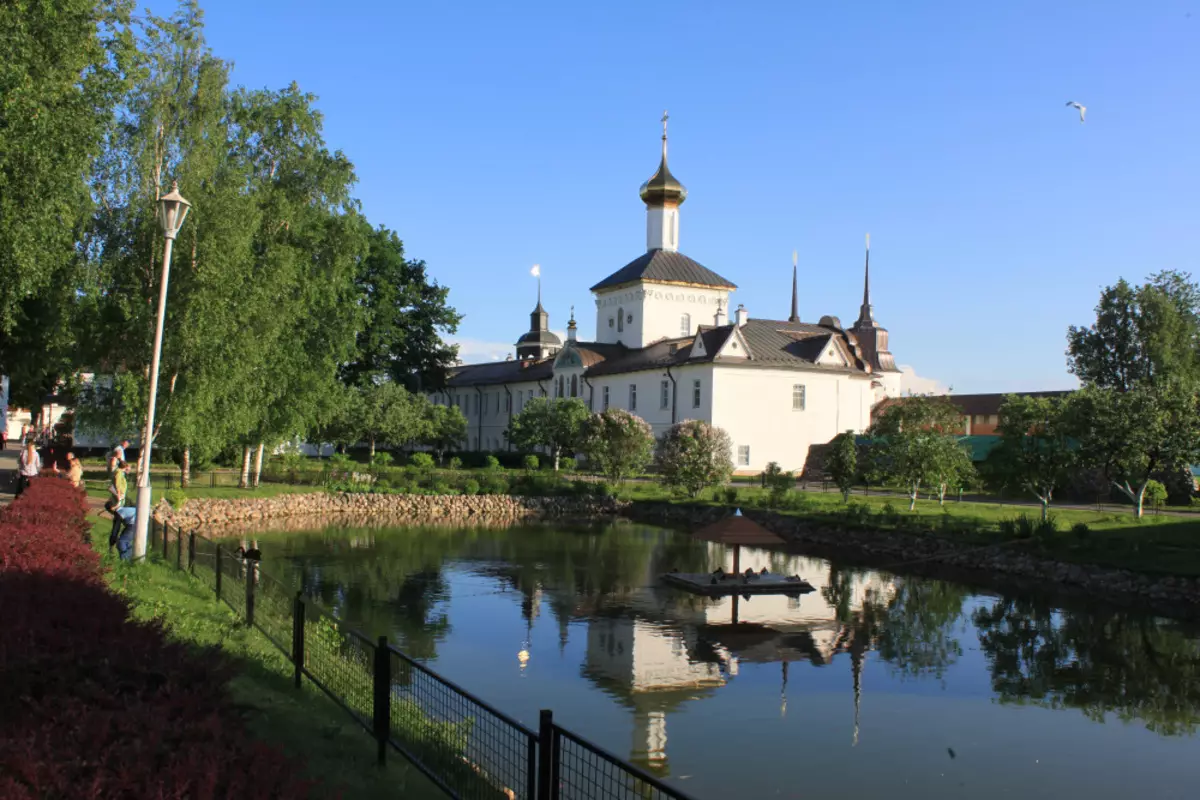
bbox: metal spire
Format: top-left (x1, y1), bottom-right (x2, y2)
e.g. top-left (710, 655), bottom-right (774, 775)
top-left (789, 250), bottom-right (800, 323)
top-left (856, 234), bottom-right (875, 326)
top-left (661, 109), bottom-right (669, 161)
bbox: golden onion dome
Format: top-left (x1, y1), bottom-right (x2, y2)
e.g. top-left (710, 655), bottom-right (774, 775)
top-left (639, 145), bottom-right (687, 207)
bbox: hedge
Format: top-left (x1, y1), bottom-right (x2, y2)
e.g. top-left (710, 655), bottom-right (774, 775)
top-left (0, 476), bottom-right (313, 799)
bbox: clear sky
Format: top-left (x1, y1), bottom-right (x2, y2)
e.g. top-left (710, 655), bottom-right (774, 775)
top-left (158, 0), bottom-right (1198, 393)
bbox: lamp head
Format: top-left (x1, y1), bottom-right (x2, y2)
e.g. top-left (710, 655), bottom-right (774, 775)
top-left (157, 181), bottom-right (191, 238)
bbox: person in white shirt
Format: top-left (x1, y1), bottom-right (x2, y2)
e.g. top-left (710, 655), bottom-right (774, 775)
top-left (17, 440), bottom-right (41, 496)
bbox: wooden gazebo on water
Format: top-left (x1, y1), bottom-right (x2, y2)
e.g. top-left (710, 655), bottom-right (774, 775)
top-left (660, 509), bottom-right (815, 597)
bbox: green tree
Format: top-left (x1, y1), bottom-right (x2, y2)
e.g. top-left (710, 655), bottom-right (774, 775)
top-left (581, 409), bottom-right (654, 485)
top-left (655, 419), bottom-right (733, 497)
top-left (869, 395), bottom-right (971, 510)
top-left (340, 222), bottom-right (461, 391)
top-left (990, 394), bottom-right (1076, 521)
top-left (0, 0), bottom-right (133, 333)
top-left (423, 404), bottom-right (467, 465)
top-left (507, 397), bottom-right (590, 471)
top-left (1066, 384), bottom-right (1200, 518)
top-left (826, 431), bottom-right (859, 502)
top-left (1067, 272), bottom-right (1200, 392)
top-left (361, 383), bottom-right (430, 458)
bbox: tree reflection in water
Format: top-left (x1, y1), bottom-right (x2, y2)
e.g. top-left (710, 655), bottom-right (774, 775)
top-left (972, 597), bottom-right (1200, 735)
top-left (262, 521), bottom-right (1200, 740)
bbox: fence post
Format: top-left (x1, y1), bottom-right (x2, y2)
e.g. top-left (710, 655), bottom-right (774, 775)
top-left (245, 558), bottom-right (255, 627)
top-left (538, 709), bottom-right (556, 800)
top-left (215, 544), bottom-right (223, 601)
top-left (175, 527), bottom-right (182, 570)
top-left (292, 592), bottom-right (305, 689)
top-left (162, 521), bottom-right (170, 560)
top-left (373, 636), bottom-right (390, 766)
top-left (187, 532), bottom-right (195, 574)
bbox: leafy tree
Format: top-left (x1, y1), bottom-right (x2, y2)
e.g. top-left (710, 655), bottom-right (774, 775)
top-left (361, 383), bottom-right (430, 457)
top-left (1144, 480), bottom-right (1168, 513)
top-left (0, 0), bottom-right (133, 333)
top-left (340, 223), bottom-right (462, 391)
top-left (655, 420), bottom-right (733, 497)
top-left (989, 394), bottom-right (1076, 521)
top-left (581, 409), bottom-right (654, 485)
top-left (869, 395), bottom-right (972, 510)
top-left (1066, 384), bottom-right (1200, 518)
top-left (422, 404), bottom-right (467, 465)
top-left (1067, 272), bottom-right (1200, 392)
top-left (506, 397), bottom-right (589, 471)
top-left (826, 431), bottom-right (859, 502)
top-left (317, 383), bottom-right (366, 453)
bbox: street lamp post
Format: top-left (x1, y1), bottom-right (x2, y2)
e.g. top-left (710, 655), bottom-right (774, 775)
top-left (133, 181), bottom-right (190, 559)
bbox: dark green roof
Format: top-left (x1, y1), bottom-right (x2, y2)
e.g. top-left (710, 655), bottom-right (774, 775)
top-left (590, 250), bottom-right (737, 293)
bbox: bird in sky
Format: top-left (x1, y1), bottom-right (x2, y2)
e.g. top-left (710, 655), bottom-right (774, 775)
top-left (1065, 101), bottom-right (1086, 123)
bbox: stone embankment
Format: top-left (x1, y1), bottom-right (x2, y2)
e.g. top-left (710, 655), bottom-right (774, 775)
top-left (628, 502), bottom-right (1200, 617)
top-left (156, 492), bottom-right (1200, 617)
top-left (154, 491), bottom-right (627, 531)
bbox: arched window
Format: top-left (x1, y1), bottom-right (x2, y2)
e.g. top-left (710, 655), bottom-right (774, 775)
top-left (618, 307), bottom-right (624, 332)
top-left (558, 375), bottom-right (564, 397)
top-left (571, 375), bottom-right (578, 397)
top-left (680, 313), bottom-right (691, 336)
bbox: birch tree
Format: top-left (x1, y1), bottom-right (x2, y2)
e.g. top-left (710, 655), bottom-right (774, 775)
top-left (868, 395), bottom-right (971, 511)
top-left (990, 394), bottom-right (1076, 521)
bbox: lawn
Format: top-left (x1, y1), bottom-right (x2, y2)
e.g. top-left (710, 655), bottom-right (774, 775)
top-left (90, 518), bottom-right (443, 799)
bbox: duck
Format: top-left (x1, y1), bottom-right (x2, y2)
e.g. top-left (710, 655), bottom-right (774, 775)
top-left (236, 546), bottom-right (263, 561)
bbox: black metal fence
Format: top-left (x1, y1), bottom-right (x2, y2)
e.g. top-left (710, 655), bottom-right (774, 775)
top-left (145, 519), bottom-right (694, 800)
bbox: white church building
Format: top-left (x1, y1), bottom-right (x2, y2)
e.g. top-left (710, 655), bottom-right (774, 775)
top-left (430, 123), bottom-right (902, 472)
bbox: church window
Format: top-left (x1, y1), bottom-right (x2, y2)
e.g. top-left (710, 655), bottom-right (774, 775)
top-left (603, 386), bottom-right (610, 411)
top-left (629, 384), bottom-right (637, 411)
top-left (571, 375), bottom-right (578, 397)
top-left (693, 379), bottom-right (701, 409)
top-left (737, 446), bottom-right (750, 466)
top-left (608, 317), bottom-right (614, 328)
top-left (618, 308), bottom-right (624, 333)
top-left (558, 375), bottom-right (564, 398)
top-left (680, 314), bottom-right (690, 336)
top-left (660, 380), bottom-right (670, 409)
top-left (793, 384), bottom-right (807, 411)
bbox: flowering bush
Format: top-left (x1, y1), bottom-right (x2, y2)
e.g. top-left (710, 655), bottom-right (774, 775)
top-left (581, 409), bottom-right (655, 484)
top-left (0, 477), bottom-right (313, 798)
top-left (656, 419), bottom-right (734, 497)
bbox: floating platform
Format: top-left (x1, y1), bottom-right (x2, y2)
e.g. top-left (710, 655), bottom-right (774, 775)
top-left (660, 571), bottom-right (816, 597)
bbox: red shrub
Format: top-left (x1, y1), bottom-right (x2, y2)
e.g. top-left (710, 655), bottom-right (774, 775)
top-left (0, 478), bottom-right (316, 798)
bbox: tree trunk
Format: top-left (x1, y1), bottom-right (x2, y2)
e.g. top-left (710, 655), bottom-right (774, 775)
top-left (842, 489), bottom-right (850, 503)
top-left (180, 446), bottom-right (191, 489)
top-left (238, 446), bottom-right (251, 489)
top-left (1114, 480), bottom-right (1147, 519)
top-left (909, 485), bottom-right (918, 512)
top-left (1040, 496), bottom-right (1049, 522)
top-left (552, 446), bottom-right (560, 472)
top-left (1136, 484), bottom-right (1147, 519)
top-left (369, 437), bottom-right (376, 458)
top-left (937, 484), bottom-right (947, 506)
top-left (253, 442), bottom-right (265, 488)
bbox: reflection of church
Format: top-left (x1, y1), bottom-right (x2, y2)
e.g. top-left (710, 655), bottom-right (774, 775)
top-left (574, 546), bottom-right (894, 773)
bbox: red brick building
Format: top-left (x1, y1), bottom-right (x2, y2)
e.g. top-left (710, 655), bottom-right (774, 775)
top-left (873, 390), bottom-right (1074, 435)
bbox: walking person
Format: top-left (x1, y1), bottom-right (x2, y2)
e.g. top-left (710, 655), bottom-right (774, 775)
top-left (0, 418), bottom-right (7, 451)
top-left (65, 452), bottom-right (84, 489)
top-left (106, 461), bottom-right (130, 548)
top-left (107, 440), bottom-right (130, 476)
top-left (16, 440), bottom-right (41, 496)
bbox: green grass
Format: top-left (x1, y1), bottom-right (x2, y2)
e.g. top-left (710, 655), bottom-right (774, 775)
top-left (82, 471), bottom-right (315, 501)
top-left (90, 519), bottom-right (443, 799)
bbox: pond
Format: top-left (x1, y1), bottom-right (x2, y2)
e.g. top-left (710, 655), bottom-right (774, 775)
top-left (244, 521), bottom-right (1200, 799)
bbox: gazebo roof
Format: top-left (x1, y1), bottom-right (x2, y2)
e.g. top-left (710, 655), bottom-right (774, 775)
top-left (691, 509), bottom-right (785, 547)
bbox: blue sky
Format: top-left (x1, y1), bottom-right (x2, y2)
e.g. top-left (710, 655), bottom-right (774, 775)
top-left (162, 0), bottom-right (1198, 393)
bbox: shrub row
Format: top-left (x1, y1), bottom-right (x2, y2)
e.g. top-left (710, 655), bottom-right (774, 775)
top-left (327, 470), bottom-right (616, 499)
top-left (0, 476), bottom-right (313, 799)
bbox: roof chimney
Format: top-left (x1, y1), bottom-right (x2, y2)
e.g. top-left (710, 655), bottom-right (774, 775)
top-left (714, 299), bottom-right (726, 327)
top-left (735, 304), bottom-right (748, 328)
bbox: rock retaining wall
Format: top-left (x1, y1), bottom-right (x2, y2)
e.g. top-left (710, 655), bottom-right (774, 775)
top-left (155, 492), bottom-right (628, 531)
top-left (155, 492), bottom-right (1200, 618)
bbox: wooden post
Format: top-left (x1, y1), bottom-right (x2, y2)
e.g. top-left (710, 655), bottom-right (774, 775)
top-left (732, 544), bottom-right (741, 577)
top-left (215, 544), bottom-right (223, 601)
top-left (187, 532), bottom-right (195, 574)
top-left (245, 559), bottom-right (255, 627)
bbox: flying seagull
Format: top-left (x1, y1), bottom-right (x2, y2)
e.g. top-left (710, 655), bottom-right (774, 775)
top-left (1065, 101), bottom-right (1086, 123)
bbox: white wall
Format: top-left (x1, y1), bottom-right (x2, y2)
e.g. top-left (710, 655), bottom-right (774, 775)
top-left (711, 366), bottom-right (875, 472)
top-left (594, 282), bottom-right (730, 348)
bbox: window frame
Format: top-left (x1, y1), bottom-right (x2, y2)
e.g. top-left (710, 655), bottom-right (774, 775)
top-left (692, 379), bottom-right (701, 409)
top-left (660, 380), bottom-right (670, 409)
top-left (602, 385), bottom-right (610, 410)
top-left (737, 445), bottom-right (750, 466)
top-left (792, 384), bottom-right (806, 411)
top-left (629, 383), bottom-right (637, 411)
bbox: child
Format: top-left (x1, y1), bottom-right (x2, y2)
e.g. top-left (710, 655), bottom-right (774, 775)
top-left (110, 506), bottom-right (137, 560)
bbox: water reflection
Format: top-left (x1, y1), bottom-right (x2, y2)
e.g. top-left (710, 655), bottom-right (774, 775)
top-left (254, 521), bottom-right (1200, 796)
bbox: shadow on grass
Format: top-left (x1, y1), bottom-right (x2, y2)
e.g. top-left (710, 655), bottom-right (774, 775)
top-left (92, 519), bottom-right (444, 800)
